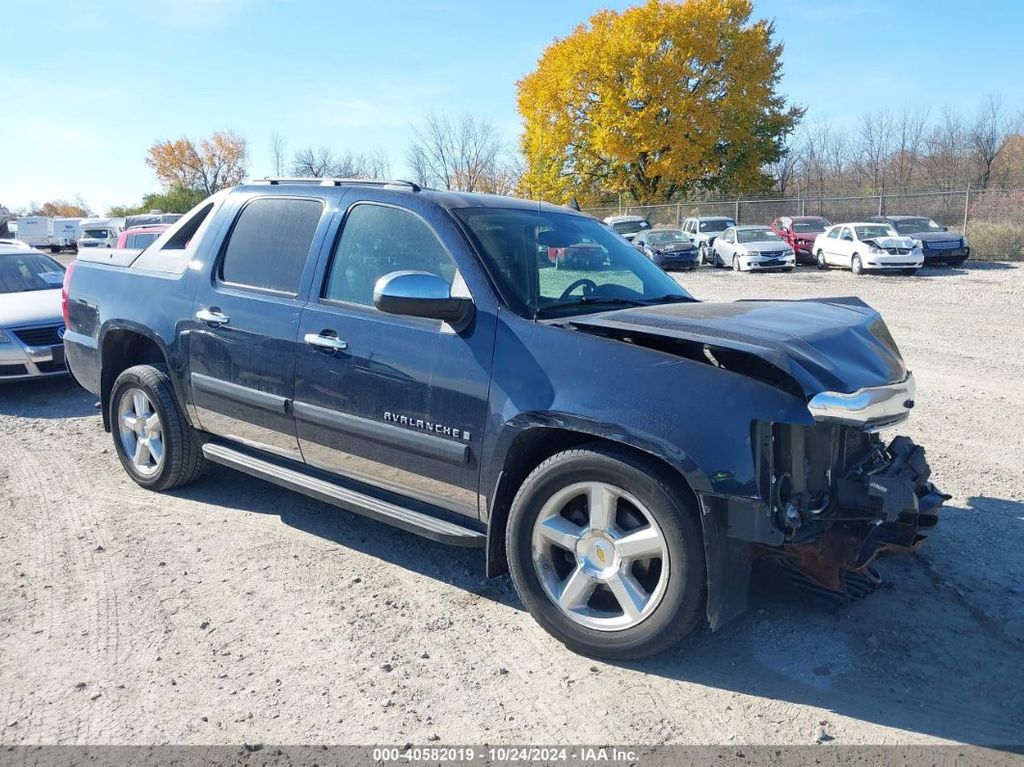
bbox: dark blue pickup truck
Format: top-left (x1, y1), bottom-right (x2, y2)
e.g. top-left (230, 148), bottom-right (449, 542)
top-left (62, 179), bottom-right (946, 658)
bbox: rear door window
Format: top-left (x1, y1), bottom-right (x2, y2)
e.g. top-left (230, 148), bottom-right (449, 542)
top-left (219, 197), bottom-right (324, 295)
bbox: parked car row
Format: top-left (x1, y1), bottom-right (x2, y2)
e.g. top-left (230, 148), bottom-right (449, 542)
top-left (603, 212), bottom-right (971, 275)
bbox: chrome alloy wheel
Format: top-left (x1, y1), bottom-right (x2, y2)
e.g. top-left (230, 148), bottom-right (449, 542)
top-left (117, 387), bottom-right (165, 477)
top-left (531, 482), bottom-right (670, 631)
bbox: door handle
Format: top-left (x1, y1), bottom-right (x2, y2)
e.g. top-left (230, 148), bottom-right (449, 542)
top-left (196, 308), bottom-right (230, 326)
top-left (304, 332), bottom-right (348, 353)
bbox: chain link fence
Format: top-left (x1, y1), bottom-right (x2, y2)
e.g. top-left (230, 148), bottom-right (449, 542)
top-left (587, 188), bottom-right (1024, 261)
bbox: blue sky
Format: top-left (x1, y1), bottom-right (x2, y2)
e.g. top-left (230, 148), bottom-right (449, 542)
top-left (2, 0), bottom-right (1021, 214)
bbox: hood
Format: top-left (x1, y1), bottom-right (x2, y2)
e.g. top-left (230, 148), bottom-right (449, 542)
top-left (863, 235), bottom-right (916, 249)
top-left (569, 297), bottom-right (906, 398)
top-left (911, 231), bottom-right (962, 244)
top-left (739, 239), bottom-right (789, 251)
top-left (0, 289), bottom-right (62, 329)
top-left (654, 241), bottom-right (697, 253)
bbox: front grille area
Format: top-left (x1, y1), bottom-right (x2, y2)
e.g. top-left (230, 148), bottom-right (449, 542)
top-left (0, 363), bottom-right (28, 377)
top-left (13, 325), bottom-right (63, 346)
top-left (35, 360), bottom-right (67, 374)
top-left (884, 248), bottom-right (912, 255)
top-left (925, 241), bottom-right (960, 250)
top-left (761, 250), bottom-right (787, 258)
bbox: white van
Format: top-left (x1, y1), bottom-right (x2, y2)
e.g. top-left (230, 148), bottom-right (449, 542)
top-left (16, 217), bottom-right (55, 250)
top-left (77, 217), bottom-right (124, 250)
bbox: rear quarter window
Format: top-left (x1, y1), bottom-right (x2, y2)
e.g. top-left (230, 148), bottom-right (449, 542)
top-left (219, 197), bottom-right (324, 295)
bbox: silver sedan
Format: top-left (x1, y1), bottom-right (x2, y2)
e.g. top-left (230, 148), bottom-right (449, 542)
top-left (0, 246), bottom-right (69, 382)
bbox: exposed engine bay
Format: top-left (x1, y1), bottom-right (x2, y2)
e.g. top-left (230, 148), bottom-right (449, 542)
top-left (754, 420), bottom-right (948, 606)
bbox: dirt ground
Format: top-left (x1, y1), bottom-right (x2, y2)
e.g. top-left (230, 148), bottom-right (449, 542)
top-left (1, 263), bottom-right (1022, 747)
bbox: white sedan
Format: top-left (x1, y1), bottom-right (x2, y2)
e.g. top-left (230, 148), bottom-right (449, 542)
top-left (711, 225), bottom-right (795, 272)
top-left (812, 223), bottom-right (923, 275)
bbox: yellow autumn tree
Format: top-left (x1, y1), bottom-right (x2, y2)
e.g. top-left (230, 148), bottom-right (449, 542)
top-left (517, 0), bottom-right (802, 204)
top-left (145, 130), bottom-right (249, 196)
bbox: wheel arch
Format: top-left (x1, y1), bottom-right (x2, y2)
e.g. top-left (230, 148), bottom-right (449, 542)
top-left (98, 323), bottom-right (176, 432)
top-left (483, 417), bottom-right (708, 580)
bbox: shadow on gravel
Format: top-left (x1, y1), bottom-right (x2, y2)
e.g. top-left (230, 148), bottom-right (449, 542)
top-left (171, 458), bottom-right (1024, 747)
top-left (167, 465), bottom-right (520, 609)
top-left (628, 496), bottom-right (1024, 748)
top-left (0, 376), bottom-right (97, 419)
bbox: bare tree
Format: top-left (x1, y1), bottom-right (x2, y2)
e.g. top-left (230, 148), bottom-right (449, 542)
top-left (970, 95), bottom-right (1017, 189)
top-left (291, 146), bottom-right (393, 179)
top-left (766, 141), bottom-right (803, 197)
top-left (921, 107), bottom-right (971, 191)
top-left (270, 131), bottom-right (287, 177)
top-left (407, 112), bottom-right (504, 191)
top-left (855, 109), bottom-right (896, 192)
top-left (889, 105), bottom-right (930, 193)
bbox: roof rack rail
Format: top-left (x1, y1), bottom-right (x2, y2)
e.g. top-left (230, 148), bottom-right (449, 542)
top-left (250, 177), bottom-right (421, 192)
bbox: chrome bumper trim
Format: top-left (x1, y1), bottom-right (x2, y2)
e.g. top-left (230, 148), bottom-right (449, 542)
top-left (807, 374), bottom-right (916, 429)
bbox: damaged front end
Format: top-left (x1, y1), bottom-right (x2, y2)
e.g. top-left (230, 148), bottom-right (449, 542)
top-left (750, 374), bottom-right (948, 609)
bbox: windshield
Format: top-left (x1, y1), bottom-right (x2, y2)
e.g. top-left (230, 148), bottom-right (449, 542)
top-left (647, 230), bottom-right (688, 245)
top-left (855, 225), bottom-right (896, 240)
top-left (0, 252), bottom-right (66, 293)
top-left (699, 219), bottom-right (734, 233)
top-left (893, 218), bottom-right (942, 235)
top-left (611, 219), bottom-right (650, 235)
top-left (792, 219), bottom-right (829, 233)
top-left (83, 228), bottom-right (111, 239)
top-left (126, 232), bottom-right (160, 249)
top-left (454, 208), bottom-right (693, 318)
top-left (736, 228), bottom-right (781, 243)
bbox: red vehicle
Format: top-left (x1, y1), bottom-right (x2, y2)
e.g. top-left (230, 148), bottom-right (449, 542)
top-left (116, 225), bottom-right (170, 250)
top-left (770, 216), bottom-right (831, 264)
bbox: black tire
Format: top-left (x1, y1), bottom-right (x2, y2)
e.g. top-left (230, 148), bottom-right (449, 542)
top-left (816, 250), bottom-right (828, 270)
top-left (506, 444), bottom-right (705, 660)
top-left (952, 257), bottom-right (968, 268)
top-left (901, 268), bottom-right (918, 276)
top-left (109, 364), bottom-right (206, 491)
top-left (782, 267), bottom-right (794, 273)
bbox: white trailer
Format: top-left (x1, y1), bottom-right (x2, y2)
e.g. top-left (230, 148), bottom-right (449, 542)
top-left (16, 217), bottom-right (55, 251)
top-left (53, 218), bottom-right (83, 250)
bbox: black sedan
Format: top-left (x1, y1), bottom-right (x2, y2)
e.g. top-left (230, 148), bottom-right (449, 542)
top-left (868, 216), bottom-right (970, 266)
top-left (634, 228), bottom-right (702, 270)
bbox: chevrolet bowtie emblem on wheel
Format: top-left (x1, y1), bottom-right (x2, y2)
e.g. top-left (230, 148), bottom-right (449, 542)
top-left (595, 547), bottom-right (607, 564)
top-left (383, 411), bottom-right (471, 442)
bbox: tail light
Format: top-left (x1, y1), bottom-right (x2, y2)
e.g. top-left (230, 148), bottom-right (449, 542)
top-left (61, 260), bottom-right (76, 328)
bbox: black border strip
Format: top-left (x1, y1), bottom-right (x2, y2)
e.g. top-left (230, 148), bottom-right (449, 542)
top-left (292, 401), bottom-right (469, 465)
top-left (190, 372), bottom-right (290, 415)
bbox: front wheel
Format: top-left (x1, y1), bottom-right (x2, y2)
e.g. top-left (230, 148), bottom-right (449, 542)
top-left (816, 250), bottom-right (828, 270)
top-left (110, 364), bottom-right (207, 491)
top-left (851, 254), bottom-right (864, 275)
top-left (732, 254), bottom-right (741, 272)
top-left (901, 268), bottom-right (919, 276)
top-left (506, 445), bottom-right (705, 660)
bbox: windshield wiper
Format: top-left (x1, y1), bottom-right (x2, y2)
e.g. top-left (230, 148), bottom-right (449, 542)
top-left (639, 294), bottom-right (696, 304)
top-left (537, 293), bottom-right (694, 317)
top-left (537, 296), bottom-right (647, 316)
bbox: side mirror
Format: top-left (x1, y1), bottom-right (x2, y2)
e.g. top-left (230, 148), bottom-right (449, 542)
top-left (942, 226), bottom-right (948, 231)
top-left (373, 270), bottom-right (473, 325)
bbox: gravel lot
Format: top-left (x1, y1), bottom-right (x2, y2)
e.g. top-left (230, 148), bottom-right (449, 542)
top-left (1, 263), bottom-right (1022, 747)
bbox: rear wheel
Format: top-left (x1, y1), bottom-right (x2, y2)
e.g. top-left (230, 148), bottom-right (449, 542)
top-left (506, 445), bottom-right (705, 659)
top-left (851, 254), bottom-right (864, 275)
top-left (816, 250), bottom-right (828, 270)
top-left (110, 364), bottom-right (206, 491)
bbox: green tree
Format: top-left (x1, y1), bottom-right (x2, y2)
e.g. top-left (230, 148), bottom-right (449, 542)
top-left (517, 0), bottom-right (803, 203)
top-left (107, 186), bottom-right (207, 217)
